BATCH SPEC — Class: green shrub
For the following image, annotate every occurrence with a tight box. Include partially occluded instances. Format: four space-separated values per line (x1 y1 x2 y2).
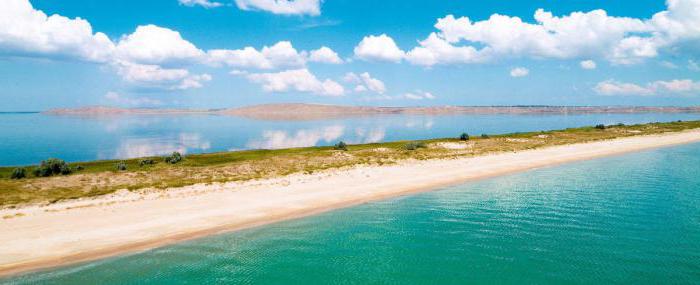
116 161 127 171
164 152 183 164
139 159 156 166
32 158 70 177
459 133 470 141
481 134 489 139
60 164 72 175
405 141 427 150
75 165 84 171
334 141 348 151
11 168 26 179
595 124 606 130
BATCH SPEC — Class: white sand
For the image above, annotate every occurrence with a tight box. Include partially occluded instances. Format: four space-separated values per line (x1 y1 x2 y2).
1 129 700 276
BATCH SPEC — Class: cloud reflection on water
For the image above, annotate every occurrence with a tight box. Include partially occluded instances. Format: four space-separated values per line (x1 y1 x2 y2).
246 125 388 149
246 125 345 149
113 133 211 158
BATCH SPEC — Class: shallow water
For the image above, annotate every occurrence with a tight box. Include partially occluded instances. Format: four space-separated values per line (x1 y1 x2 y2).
5 142 700 284
2 112 700 166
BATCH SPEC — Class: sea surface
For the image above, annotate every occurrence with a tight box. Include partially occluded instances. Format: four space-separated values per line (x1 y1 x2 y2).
2 112 700 166
4 142 700 284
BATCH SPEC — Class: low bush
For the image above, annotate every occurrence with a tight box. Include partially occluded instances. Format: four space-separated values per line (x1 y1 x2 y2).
481 134 489 139
164 152 183 164
11 168 26 179
405 141 427 150
60 164 72 175
595 124 606 130
75 165 84 171
32 158 71 177
139 159 156 166
459 133 470 141
116 161 127 171
334 141 348 151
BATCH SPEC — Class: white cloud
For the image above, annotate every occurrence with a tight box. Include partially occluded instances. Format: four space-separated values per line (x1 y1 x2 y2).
234 0 321 16
178 0 224 8
0 0 115 62
580 60 597 69
116 25 204 65
246 68 345 96
651 79 700 92
405 33 482 66
353 34 405 62
113 61 212 90
343 72 386 94
660 60 678 69
207 41 308 69
308 46 343 64
594 80 653 96
104 91 163 106
594 78 700 96
402 91 436 100
178 0 223 8
510 67 529 77
399 0 700 66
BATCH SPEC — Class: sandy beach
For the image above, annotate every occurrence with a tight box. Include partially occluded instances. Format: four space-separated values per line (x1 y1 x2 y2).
2 129 700 277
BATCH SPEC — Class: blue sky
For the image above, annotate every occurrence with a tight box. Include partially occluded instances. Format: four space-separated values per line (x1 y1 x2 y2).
1 0 699 111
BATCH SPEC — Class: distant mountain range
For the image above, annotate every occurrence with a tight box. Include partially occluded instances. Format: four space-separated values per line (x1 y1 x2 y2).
44 104 700 120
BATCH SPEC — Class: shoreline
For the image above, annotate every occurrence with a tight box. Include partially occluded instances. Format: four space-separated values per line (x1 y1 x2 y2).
2 129 700 277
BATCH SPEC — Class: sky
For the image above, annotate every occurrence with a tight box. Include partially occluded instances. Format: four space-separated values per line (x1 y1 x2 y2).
1 0 700 111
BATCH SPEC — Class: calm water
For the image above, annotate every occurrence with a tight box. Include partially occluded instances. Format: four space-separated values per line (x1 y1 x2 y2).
5 142 700 284
2 112 700 166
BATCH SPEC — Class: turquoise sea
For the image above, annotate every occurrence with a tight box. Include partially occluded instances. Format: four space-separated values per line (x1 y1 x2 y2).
2 112 700 166
4 142 700 284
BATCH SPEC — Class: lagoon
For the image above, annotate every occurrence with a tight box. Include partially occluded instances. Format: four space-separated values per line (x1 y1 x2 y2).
2 112 700 166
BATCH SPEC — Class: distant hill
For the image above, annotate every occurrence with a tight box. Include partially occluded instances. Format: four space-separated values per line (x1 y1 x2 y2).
44 104 700 120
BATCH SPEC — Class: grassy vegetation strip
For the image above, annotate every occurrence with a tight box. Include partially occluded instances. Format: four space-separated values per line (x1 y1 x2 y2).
1 121 699 207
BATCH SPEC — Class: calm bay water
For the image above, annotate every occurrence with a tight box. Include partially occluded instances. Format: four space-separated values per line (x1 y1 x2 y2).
5 142 700 284
2 112 700 166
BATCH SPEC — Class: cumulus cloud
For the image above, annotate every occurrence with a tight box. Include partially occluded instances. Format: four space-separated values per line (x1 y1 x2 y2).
394 0 700 66
0 0 115 62
343 72 386 94
115 25 205 65
353 34 405 62
594 79 700 96
113 61 212 90
246 68 345 96
308 46 343 64
580 60 597 69
234 0 321 16
104 91 163 106
207 41 341 69
509 67 529 77
207 41 305 69
178 0 224 8
0 1 215 90
405 33 482 66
